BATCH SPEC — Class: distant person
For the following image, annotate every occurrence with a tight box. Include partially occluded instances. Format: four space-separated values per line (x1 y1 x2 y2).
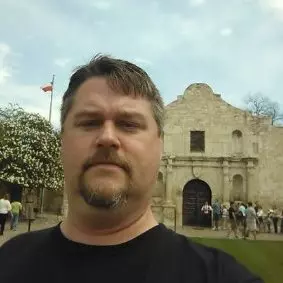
10 200 22 231
256 206 264 233
227 201 238 239
221 205 229 230
0 194 12 235
201 201 212 227
212 199 221 231
245 202 257 240
271 206 280 233
0 54 263 282
238 202 246 237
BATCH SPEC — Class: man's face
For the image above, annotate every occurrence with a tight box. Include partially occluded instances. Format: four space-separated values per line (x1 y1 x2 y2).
61 77 162 211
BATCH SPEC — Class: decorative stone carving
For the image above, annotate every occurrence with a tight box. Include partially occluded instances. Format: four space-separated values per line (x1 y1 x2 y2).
192 166 202 178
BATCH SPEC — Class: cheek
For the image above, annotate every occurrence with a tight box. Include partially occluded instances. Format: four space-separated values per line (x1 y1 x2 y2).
61 136 89 176
130 140 161 181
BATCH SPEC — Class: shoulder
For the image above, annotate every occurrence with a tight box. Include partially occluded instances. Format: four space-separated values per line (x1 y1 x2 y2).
160 227 262 282
0 227 54 256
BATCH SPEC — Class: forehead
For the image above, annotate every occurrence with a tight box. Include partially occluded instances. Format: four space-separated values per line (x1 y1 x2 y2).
71 77 153 117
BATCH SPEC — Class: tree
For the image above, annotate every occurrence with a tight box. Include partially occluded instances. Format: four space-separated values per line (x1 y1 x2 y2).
0 104 64 193
244 93 283 125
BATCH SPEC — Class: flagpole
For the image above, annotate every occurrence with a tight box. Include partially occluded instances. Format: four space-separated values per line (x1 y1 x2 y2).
40 74 55 215
48 74 55 123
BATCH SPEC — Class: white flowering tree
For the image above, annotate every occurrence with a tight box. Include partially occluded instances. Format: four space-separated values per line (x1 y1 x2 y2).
0 104 64 193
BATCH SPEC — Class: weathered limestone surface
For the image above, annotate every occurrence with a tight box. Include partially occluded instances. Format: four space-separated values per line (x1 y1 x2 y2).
153 83 283 226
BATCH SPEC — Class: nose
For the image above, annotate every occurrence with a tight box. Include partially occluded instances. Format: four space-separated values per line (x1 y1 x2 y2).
95 121 120 149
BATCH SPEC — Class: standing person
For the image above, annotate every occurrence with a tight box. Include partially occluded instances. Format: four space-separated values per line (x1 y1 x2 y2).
0 55 262 282
280 209 283 234
0 194 12 235
267 209 273 233
238 202 246 237
221 204 229 230
272 206 280 234
201 201 212 227
227 201 238 239
256 206 264 233
212 199 221 231
245 202 257 240
10 200 22 231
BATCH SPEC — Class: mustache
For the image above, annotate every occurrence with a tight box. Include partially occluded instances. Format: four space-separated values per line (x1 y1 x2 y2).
82 148 131 175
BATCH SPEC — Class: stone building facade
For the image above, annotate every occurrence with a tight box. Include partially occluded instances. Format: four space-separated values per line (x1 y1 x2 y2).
152 83 283 227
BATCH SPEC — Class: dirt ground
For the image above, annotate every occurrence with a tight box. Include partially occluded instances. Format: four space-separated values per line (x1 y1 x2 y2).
1 214 283 246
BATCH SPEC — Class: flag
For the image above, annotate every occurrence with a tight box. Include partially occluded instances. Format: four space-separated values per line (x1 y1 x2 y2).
41 83 53 92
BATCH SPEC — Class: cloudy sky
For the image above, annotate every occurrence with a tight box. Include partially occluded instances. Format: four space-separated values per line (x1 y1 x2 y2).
0 0 282 127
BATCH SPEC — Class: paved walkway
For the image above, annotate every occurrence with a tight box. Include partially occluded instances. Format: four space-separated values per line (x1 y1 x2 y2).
1 215 283 246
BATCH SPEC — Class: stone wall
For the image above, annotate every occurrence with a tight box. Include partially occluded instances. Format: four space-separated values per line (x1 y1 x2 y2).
152 83 283 226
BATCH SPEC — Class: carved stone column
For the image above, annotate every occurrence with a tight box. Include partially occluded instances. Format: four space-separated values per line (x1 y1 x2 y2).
246 160 255 202
165 156 174 204
222 160 230 202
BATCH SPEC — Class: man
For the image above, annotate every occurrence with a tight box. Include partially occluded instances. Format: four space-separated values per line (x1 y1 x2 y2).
10 200 22 231
245 202 257 240
238 202 247 237
0 194 11 235
227 201 238 239
201 201 212 227
0 55 262 282
212 199 221 230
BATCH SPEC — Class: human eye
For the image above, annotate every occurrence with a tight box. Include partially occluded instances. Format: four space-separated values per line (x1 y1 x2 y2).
75 119 101 129
117 120 140 131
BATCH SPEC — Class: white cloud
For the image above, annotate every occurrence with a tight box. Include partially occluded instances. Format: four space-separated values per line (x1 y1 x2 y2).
91 1 112 10
0 69 11 84
220 27 233 36
189 0 206 7
259 0 283 20
265 0 283 10
133 58 153 66
0 43 12 85
54 58 71 68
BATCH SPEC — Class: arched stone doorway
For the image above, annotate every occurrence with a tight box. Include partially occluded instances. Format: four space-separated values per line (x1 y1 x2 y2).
182 179 212 227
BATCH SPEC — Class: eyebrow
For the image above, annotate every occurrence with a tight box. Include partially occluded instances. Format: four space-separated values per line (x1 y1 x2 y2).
73 110 147 122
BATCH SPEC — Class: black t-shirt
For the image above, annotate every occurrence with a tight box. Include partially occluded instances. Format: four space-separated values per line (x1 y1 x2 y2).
0 223 262 283
228 206 235 220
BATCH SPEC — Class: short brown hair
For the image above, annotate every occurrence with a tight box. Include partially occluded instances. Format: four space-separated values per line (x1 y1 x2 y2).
61 54 164 136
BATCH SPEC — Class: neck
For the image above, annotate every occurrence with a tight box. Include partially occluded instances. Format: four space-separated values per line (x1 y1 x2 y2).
60 206 158 246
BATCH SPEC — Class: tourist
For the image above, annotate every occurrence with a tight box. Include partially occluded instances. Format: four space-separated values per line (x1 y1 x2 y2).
10 200 22 231
221 204 229 230
0 194 12 236
267 209 273 233
256 206 264 233
201 201 212 227
212 199 221 230
271 205 280 234
0 55 263 283
237 202 246 237
245 202 257 240
280 209 283 234
227 201 238 239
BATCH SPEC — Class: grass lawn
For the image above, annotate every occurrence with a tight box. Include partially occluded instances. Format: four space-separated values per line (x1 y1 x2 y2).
192 238 283 283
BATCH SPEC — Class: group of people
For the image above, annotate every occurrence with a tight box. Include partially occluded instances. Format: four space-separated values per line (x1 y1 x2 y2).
202 199 283 240
0 194 22 235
